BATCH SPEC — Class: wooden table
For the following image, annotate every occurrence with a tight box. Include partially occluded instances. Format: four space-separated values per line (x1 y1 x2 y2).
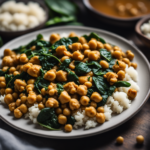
1 1 150 150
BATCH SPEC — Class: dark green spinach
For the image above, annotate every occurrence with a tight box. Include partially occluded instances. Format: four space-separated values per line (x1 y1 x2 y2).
59 59 71 70
100 49 112 61
67 116 76 125
114 81 131 87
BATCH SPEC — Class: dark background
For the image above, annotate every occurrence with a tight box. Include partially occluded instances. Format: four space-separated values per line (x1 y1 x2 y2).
1 0 150 150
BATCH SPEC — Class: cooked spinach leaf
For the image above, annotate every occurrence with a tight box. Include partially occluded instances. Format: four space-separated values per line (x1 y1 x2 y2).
109 59 116 69
100 49 112 61
0 36 3 47
87 86 98 97
59 59 71 70
66 21 83 26
114 81 131 87
56 83 64 95
108 85 116 96
67 116 76 125
38 123 60 130
97 95 108 107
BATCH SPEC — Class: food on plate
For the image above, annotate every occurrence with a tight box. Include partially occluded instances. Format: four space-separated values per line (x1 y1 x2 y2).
0 1 46 31
89 0 150 18
0 32 139 132
116 136 124 144
136 135 144 144
141 20 150 39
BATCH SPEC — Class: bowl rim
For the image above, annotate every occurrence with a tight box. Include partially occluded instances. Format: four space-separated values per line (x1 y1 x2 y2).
135 15 150 41
0 0 49 33
83 0 150 21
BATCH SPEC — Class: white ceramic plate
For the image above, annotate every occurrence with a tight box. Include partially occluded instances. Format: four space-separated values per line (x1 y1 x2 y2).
0 26 150 139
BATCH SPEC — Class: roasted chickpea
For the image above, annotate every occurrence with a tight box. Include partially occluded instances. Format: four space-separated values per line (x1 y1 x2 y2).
79 76 92 84
80 96 90 106
69 32 77 37
9 102 16 112
13 71 20 76
44 69 56 81
56 70 67 82
104 72 118 85
4 49 12 56
0 77 6 88
72 50 84 61
26 84 34 93
29 56 40 65
20 54 28 63
85 71 94 77
88 39 97 50
61 56 70 62
131 62 137 69
12 92 18 100
19 104 27 114
69 60 75 70
84 50 91 57
88 51 100 61
46 98 59 108
30 45 36 51
16 99 21 107
85 106 97 117
63 82 78 94
100 60 109 69
77 85 87 96
69 98 80 110
97 41 104 49
41 88 46 96
2 66 9 72
104 43 112 51
64 124 73 132
27 79 35 85
4 94 14 105
82 58 89 63
127 88 137 100
63 108 71 116
113 51 122 59
0 88 5 95
9 67 16 74
90 101 97 108
96 113 105 124
126 50 134 61
20 96 27 104
2 56 13 67
36 94 43 103
27 65 41 77
113 60 126 72
136 135 144 144
122 58 130 66
130 8 138 16
14 79 26 92
64 51 73 58
22 63 32 72
14 108 23 118
56 45 67 56
117 70 125 80
91 92 103 103
27 92 36 104
71 43 82 51
55 108 62 115
58 114 67 125
116 136 124 144
82 44 90 50
59 91 71 104
97 107 104 113
84 81 92 88
79 37 87 44
5 88 13 94
50 33 60 44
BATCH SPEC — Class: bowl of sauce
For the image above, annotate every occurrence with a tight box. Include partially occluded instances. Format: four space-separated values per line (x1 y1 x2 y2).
83 0 150 27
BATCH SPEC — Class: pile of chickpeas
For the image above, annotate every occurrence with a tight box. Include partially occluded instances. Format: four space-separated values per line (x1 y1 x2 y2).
0 32 138 132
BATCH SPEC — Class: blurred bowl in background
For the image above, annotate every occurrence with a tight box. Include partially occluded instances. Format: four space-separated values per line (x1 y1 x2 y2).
83 0 150 28
0 0 49 39
135 16 150 48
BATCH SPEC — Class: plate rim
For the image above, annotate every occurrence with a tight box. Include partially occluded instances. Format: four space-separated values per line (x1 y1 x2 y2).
0 25 150 139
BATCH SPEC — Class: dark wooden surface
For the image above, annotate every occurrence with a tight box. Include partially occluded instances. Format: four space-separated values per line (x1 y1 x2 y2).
1 1 150 150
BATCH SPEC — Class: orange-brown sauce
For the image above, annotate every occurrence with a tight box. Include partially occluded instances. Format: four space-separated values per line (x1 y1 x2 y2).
89 0 150 18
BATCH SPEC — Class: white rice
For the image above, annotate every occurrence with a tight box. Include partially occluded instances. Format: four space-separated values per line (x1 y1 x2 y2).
141 20 150 39
0 95 5 103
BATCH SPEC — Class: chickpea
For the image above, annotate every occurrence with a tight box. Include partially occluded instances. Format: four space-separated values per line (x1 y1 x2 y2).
122 58 130 66
22 63 32 72
20 96 27 104
63 82 78 95
12 92 18 100
64 51 73 58
104 72 118 85
69 98 80 110
131 62 137 69
14 79 26 92
80 96 90 106
84 50 91 57
2 56 14 67
79 76 92 84
55 108 62 115
29 56 40 65
14 108 23 118
136 135 144 144
88 39 97 50
64 124 73 132
84 81 92 88
113 46 122 52
50 33 60 44
44 69 56 81
71 94 78 99
91 92 103 103
35 94 42 103
0 77 6 88
82 44 89 50
4 49 12 56
0 88 5 95
19 104 27 114
20 54 28 63
19 93 25 98
113 60 126 72
58 114 67 125
88 51 100 61
126 50 134 61
9 102 16 112
56 70 67 82
85 71 94 77
69 32 77 37
2 66 9 72
113 51 122 59
56 45 67 56
27 65 41 77
4 94 14 105
82 58 89 63
69 60 75 70
27 92 36 104
5 88 13 94
104 43 112 51
96 113 105 124
97 107 104 113
16 99 21 107
9 67 16 74
27 79 35 85
127 88 137 100
63 108 71 116
72 51 84 61
41 88 46 96
46 98 59 108
13 71 20 76
100 60 109 69
85 106 96 117
90 101 97 108
130 8 138 16
116 136 124 144
61 56 70 62
97 41 104 49
71 43 82 51
26 84 34 93
79 37 87 44
59 91 71 104
30 45 36 51
77 85 87 96
117 70 125 80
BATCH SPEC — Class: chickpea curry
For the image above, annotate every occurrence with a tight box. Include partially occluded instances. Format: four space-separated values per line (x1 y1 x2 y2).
0 32 138 132
89 0 150 18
